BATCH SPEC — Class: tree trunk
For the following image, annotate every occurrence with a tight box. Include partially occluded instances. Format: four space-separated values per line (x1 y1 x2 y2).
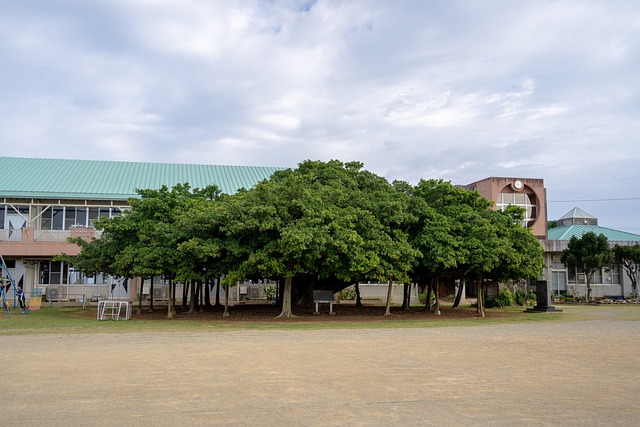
204 280 212 308
586 274 592 302
197 281 204 312
452 276 465 309
137 276 143 315
355 282 362 307
223 283 230 317
149 276 154 312
476 275 485 318
182 280 189 310
384 279 393 316
277 276 294 318
433 277 441 316
171 279 177 313
424 277 434 312
167 279 175 319
214 277 222 307
401 283 410 311
188 280 196 313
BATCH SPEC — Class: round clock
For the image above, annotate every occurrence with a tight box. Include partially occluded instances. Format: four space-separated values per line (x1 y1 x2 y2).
513 180 523 190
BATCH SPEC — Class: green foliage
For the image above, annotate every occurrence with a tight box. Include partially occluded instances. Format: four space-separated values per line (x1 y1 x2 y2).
263 285 277 300
514 289 527 306
65 159 548 317
485 288 514 308
222 160 420 316
614 244 640 297
418 290 436 305
339 288 356 300
561 232 614 300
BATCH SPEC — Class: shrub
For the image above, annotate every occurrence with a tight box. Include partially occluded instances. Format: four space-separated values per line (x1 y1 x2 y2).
514 290 527 306
418 290 436 305
339 288 356 300
263 285 277 300
485 289 514 308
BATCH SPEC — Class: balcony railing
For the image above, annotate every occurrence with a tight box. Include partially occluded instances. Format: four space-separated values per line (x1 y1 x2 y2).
34 229 71 242
0 226 97 243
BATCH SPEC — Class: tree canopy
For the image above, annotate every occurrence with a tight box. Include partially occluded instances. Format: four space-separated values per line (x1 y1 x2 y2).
561 232 614 301
67 159 546 318
613 244 640 298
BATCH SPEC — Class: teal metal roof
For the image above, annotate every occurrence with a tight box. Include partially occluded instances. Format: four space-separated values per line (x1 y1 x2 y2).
0 157 284 200
547 225 640 242
559 207 596 220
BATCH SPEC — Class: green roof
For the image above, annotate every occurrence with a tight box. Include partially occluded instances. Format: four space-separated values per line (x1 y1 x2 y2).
547 225 640 242
559 207 597 220
0 157 284 200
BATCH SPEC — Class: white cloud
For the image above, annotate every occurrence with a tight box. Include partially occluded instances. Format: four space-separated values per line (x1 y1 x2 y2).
1 0 640 227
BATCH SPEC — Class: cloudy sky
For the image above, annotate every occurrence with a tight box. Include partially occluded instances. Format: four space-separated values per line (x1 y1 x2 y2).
1 0 639 230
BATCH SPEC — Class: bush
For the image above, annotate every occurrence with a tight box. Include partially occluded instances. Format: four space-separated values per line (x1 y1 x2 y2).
485 289 514 308
418 290 436 305
339 288 356 300
263 285 277 300
514 290 527 306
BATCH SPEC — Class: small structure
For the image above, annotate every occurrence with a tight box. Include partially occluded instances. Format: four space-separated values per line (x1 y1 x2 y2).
97 300 131 320
313 290 335 315
526 280 563 313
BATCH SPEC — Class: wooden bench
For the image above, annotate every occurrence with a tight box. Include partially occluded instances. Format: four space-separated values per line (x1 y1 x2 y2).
313 290 336 315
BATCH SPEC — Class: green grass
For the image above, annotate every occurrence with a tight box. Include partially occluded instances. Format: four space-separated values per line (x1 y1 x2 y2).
0 304 637 335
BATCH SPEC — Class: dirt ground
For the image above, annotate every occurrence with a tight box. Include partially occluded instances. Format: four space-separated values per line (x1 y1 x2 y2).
3 306 640 426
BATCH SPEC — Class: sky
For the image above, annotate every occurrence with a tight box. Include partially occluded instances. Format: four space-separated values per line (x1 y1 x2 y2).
1 0 639 230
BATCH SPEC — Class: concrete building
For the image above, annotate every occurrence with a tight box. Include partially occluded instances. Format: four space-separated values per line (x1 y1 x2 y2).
466 177 640 298
0 156 281 302
465 176 547 239
544 207 640 298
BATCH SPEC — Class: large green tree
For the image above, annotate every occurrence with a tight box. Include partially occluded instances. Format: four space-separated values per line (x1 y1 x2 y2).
404 180 544 316
70 183 220 318
613 244 640 298
222 160 419 318
561 232 614 301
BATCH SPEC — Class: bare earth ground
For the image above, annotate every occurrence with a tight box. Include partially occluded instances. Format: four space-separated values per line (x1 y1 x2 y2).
2 305 640 426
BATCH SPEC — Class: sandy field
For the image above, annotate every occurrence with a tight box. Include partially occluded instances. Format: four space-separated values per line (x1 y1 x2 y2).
2 306 639 426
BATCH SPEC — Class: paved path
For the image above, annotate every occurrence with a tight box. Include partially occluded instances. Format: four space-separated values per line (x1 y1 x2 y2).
3 311 640 426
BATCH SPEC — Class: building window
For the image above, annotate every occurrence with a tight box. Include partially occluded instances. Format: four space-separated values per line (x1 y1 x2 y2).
88 207 120 226
2 205 29 229
41 207 64 230
39 260 69 285
41 206 110 230
496 192 537 227
605 264 621 285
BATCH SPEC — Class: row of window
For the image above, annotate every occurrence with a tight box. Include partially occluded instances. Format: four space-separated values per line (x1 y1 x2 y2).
0 205 122 230
39 261 118 285
40 207 121 230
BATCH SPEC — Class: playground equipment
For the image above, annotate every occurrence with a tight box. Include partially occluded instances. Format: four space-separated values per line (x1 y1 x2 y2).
1 255 16 317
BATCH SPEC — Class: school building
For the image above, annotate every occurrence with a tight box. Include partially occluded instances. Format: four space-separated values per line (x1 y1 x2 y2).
466 177 640 298
0 156 281 303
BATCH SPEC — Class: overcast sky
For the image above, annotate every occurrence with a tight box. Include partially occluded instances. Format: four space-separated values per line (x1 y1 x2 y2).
1 0 639 230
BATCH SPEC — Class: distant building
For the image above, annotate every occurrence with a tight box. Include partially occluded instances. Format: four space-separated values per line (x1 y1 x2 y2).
464 177 547 239
544 207 640 298
466 177 640 298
